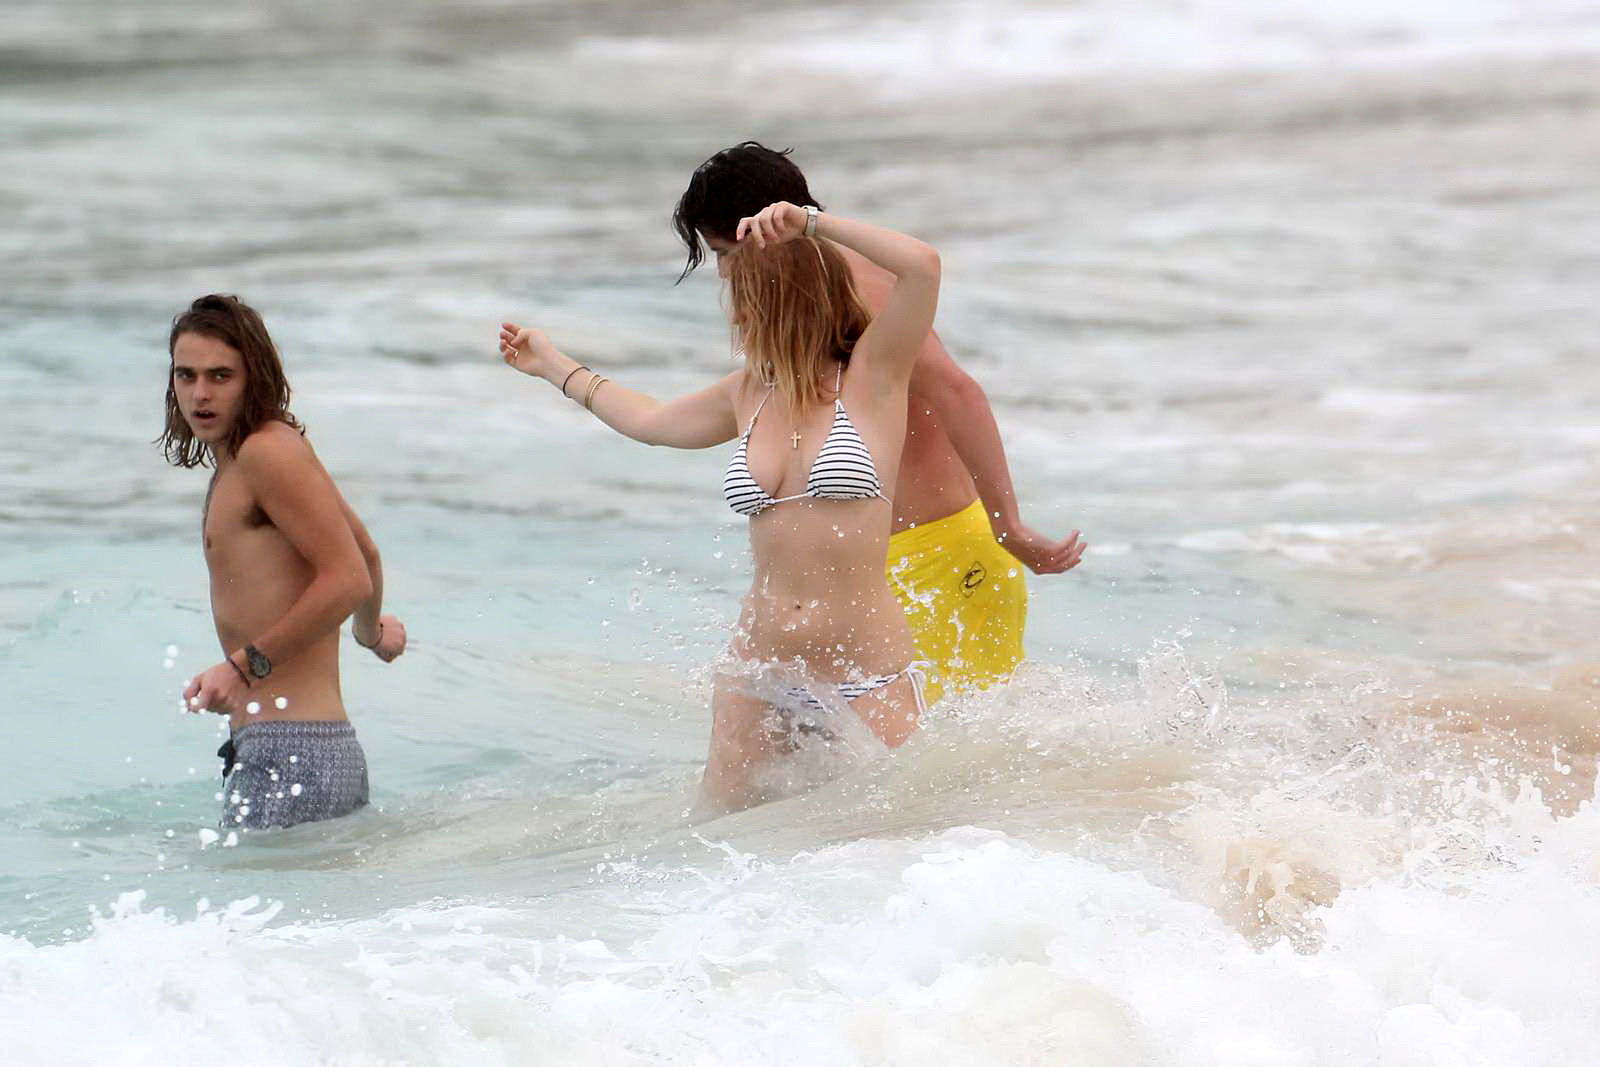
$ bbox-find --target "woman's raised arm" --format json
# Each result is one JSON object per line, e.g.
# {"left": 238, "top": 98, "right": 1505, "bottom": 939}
{"left": 738, "top": 203, "right": 940, "bottom": 383}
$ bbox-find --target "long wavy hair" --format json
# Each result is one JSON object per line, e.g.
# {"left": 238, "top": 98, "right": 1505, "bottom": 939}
{"left": 157, "top": 294, "right": 303, "bottom": 468}
{"left": 725, "top": 237, "right": 871, "bottom": 417}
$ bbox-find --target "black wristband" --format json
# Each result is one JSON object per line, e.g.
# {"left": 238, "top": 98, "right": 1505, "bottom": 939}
{"left": 227, "top": 657, "right": 251, "bottom": 687}
{"left": 559, "top": 364, "right": 590, "bottom": 398}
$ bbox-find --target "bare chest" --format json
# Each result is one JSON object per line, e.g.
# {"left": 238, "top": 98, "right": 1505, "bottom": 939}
{"left": 202, "top": 469, "right": 278, "bottom": 569}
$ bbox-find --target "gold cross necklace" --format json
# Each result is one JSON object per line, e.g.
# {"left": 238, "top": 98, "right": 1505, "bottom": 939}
{"left": 791, "top": 430, "right": 802, "bottom": 449}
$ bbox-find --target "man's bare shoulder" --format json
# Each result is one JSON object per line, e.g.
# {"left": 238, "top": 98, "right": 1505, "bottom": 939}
{"left": 837, "top": 244, "right": 957, "bottom": 390}
{"left": 842, "top": 246, "right": 894, "bottom": 308}
{"left": 233, "top": 422, "right": 318, "bottom": 481}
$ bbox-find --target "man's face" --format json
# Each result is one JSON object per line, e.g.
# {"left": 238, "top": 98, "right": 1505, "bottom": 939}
{"left": 171, "top": 332, "right": 246, "bottom": 447}
{"left": 703, "top": 231, "right": 737, "bottom": 280}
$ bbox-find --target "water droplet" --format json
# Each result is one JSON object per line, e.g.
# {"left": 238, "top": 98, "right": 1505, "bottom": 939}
{"left": 289, "top": 783, "right": 303, "bottom": 797}
{"left": 274, "top": 697, "right": 289, "bottom": 710}
{"left": 245, "top": 702, "right": 261, "bottom": 715}
{"left": 165, "top": 644, "right": 179, "bottom": 658}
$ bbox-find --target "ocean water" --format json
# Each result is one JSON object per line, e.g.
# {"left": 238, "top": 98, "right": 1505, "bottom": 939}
{"left": 3, "top": 1, "right": 1600, "bottom": 1062}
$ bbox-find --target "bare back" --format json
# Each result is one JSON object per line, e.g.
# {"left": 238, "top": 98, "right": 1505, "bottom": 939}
{"left": 838, "top": 246, "right": 979, "bottom": 531}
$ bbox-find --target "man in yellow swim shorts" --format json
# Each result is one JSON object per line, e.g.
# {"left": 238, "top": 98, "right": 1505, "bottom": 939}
{"left": 675, "top": 143, "right": 1087, "bottom": 703}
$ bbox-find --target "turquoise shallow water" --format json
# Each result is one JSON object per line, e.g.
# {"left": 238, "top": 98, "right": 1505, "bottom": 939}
{"left": 4, "top": 1, "right": 1600, "bottom": 1062}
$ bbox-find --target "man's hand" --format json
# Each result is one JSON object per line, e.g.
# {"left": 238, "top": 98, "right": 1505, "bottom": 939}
{"left": 997, "top": 521, "right": 1087, "bottom": 575}
{"left": 360, "top": 613, "right": 407, "bottom": 663}
{"left": 183, "top": 659, "right": 250, "bottom": 716}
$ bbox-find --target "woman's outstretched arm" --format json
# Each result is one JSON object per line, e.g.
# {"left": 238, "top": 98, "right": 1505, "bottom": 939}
{"left": 499, "top": 322, "right": 740, "bottom": 449}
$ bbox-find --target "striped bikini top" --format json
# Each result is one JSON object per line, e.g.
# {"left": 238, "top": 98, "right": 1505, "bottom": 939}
{"left": 723, "top": 363, "right": 892, "bottom": 517}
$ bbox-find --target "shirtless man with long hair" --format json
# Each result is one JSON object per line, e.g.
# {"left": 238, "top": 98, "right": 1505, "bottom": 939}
{"left": 161, "top": 294, "right": 406, "bottom": 830}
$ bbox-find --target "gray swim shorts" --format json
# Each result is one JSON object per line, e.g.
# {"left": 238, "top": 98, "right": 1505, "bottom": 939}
{"left": 217, "top": 720, "right": 369, "bottom": 830}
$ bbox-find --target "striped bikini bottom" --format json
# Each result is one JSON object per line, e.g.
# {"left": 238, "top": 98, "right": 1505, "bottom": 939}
{"left": 776, "top": 665, "right": 929, "bottom": 729}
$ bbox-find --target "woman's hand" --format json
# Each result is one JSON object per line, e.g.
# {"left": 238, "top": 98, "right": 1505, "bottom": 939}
{"left": 735, "top": 202, "right": 808, "bottom": 249}
{"left": 499, "top": 322, "right": 562, "bottom": 381}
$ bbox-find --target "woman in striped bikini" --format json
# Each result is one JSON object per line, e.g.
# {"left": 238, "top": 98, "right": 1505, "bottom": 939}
{"left": 499, "top": 201, "right": 940, "bottom": 809}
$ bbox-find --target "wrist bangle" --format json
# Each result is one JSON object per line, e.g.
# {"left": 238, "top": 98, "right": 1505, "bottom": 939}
{"left": 803, "top": 204, "right": 819, "bottom": 237}
{"left": 559, "top": 364, "right": 589, "bottom": 398}
{"left": 227, "top": 657, "right": 251, "bottom": 687}
{"left": 582, "top": 374, "right": 609, "bottom": 412}
{"left": 353, "top": 622, "right": 383, "bottom": 650}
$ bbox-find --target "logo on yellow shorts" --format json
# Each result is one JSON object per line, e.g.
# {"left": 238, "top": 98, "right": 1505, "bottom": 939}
{"left": 960, "top": 561, "right": 986, "bottom": 597}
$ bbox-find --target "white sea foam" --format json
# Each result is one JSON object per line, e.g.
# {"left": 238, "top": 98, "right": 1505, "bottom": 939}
{"left": 547, "top": 0, "right": 1600, "bottom": 110}
{"left": 1176, "top": 521, "right": 1436, "bottom": 569}
{"left": 5, "top": 804, "right": 1599, "bottom": 1066}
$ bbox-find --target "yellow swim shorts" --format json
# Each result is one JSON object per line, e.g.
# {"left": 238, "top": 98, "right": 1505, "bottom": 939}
{"left": 886, "top": 498, "right": 1027, "bottom": 705}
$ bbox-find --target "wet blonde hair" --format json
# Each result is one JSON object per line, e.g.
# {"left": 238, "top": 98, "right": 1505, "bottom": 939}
{"left": 725, "top": 237, "right": 871, "bottom": 417}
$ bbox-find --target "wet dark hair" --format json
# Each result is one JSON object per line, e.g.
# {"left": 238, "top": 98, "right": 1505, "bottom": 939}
{"left": 157, "top": 294, "right": 303, "bottom": 468}
{"left": 672, "top": 141, "right": 822, "bottom": 282}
